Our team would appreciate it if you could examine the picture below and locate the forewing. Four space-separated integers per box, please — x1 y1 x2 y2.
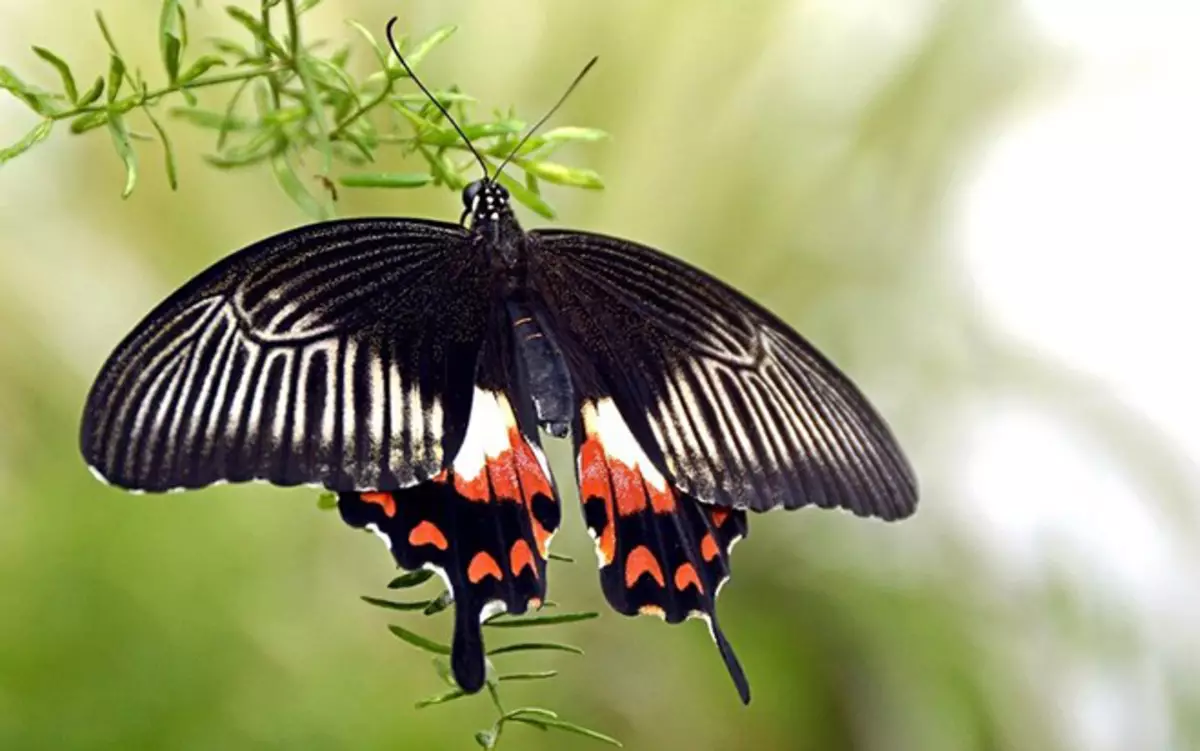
81 219 488 493
530 229 917 519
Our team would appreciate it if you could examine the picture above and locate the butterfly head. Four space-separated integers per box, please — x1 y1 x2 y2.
461 179 512 227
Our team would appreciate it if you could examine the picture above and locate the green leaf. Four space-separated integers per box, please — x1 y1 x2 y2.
270 152 328 219
94 11 121 55
31 47 78 102
225 7 288 59
387 569 435 589
504 707 559 721
498 671 558 682
474 730 495 749
316 492 337 510
404 25 457 69
516 717 622 747
418 120 523 147
295 58 332 173
0 119 52 165
540 126 609 143
70 111 110 134
178 54 225 85
487 642 584 657
359 595 433 612
159 0 183 80
142 104 178 190
76 76 105 108
413 688 467 709
521 161 604 190
217 78 254 150
432 657 456 687
169 107 253 131
208 38 257 63
422 590 453 616
339 172 433 189
492 170 555 219
0 65 60 115
344 20 389 69
106 55 125 103
387 624 451 655
164 34 182 82
106 115 138 198
485 611 598 628
203 129 283 168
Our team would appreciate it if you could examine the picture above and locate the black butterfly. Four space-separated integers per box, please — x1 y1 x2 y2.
79 21 917 705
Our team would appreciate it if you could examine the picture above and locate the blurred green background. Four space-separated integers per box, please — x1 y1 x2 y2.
2 1 1197 749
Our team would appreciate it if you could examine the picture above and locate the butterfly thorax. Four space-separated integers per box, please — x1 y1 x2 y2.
464 180 526 270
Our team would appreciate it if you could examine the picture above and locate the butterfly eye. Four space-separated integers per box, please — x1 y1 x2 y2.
462 180 485 210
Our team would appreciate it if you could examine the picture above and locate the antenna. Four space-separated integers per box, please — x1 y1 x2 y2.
494 56 599 179
385 17 488 178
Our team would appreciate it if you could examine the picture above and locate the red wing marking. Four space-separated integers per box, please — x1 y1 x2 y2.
511 429 553 501
674 562 704 593
360 492 395 518
646 482 676 514
710 508 730 528
408 520 449 550
453 472 491 503
579 436 617 564
509 539 538 578
609 460 647 517
700 533 720 562
467 551 503 584
625 545 666 588
486 451 521 501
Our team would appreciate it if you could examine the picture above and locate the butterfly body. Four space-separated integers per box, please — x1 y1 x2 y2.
81 179 916 704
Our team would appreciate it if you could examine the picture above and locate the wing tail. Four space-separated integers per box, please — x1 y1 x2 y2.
576 397 752 703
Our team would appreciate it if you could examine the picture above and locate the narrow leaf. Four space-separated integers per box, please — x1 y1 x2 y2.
413 688 467 709
159 0 183 80
387 624 451 655
487 642 584 656
498 671 558 682
225 7 288 58
31 47 78 102
177 55 226 85
76 76 105 107
339 172 433 189
106 55 125 103
142 104 178 190
492 170 555 219
0 65 60 115
474 730 496 749
106 115 138 198
485 612 598 628
359 595 433 612
526 718 622 747
505 707 559 721
521 161 605 190
540 126 610 143
0 119 53 164
164 35 182 82
422 590 453 616
387 570 435 589
169 107 253 131
344 20 388 69
271 152 328 219
70 111 110 134
404 25 457 69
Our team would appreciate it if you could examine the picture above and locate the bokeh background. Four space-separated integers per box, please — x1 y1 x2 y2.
2 1 1198 749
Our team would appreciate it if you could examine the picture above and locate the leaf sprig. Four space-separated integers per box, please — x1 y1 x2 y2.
0 0 608 219
365 556 620 749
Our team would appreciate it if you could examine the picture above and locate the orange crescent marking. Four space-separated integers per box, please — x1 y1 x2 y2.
624 545 665 588
408 521 449 550
710 508 730 528
360 492 395 518
509 539 538 578
674 562 704 593
467 551 503 584
487 449 521 502
700 533 720 562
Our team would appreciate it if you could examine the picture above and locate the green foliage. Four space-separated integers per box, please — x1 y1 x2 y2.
0 0 607 219
368 558 618 749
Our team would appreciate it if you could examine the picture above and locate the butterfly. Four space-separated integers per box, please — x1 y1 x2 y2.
78 19 917 706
